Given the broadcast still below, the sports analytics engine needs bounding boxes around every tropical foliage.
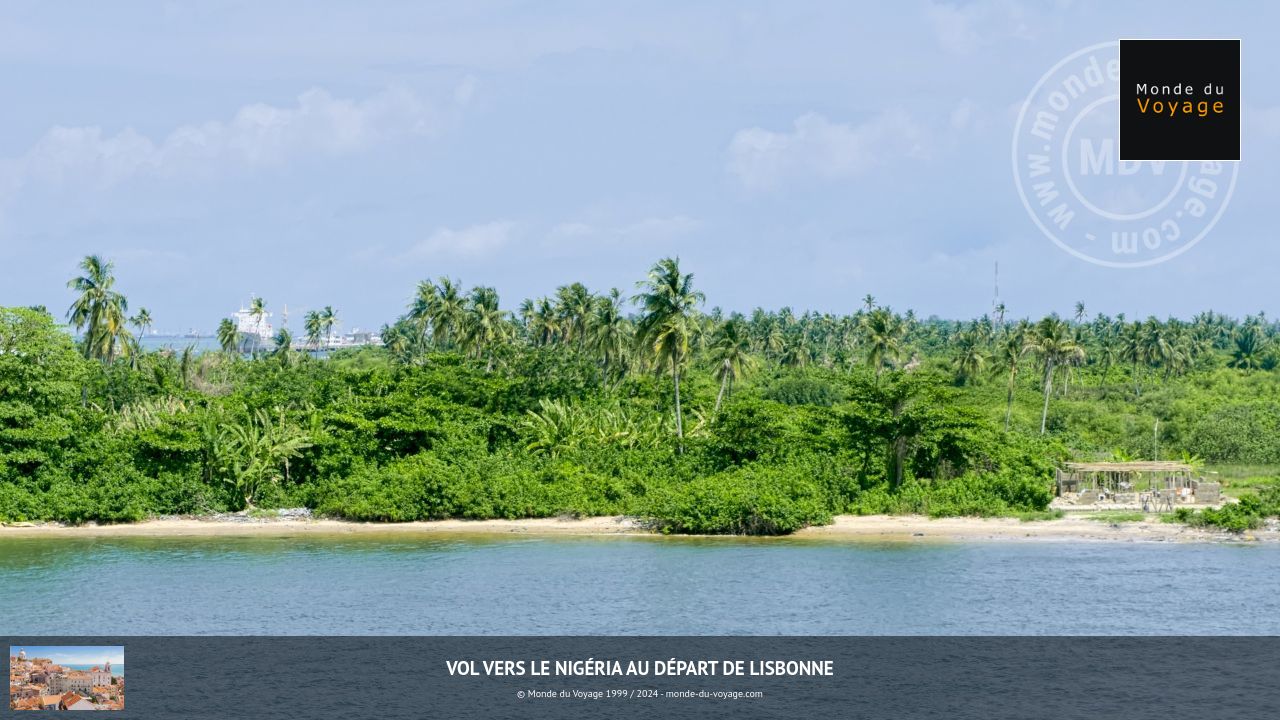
[4,254,1280,533]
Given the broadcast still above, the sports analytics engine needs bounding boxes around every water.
[60,664,125,676]
[136,336,340,357]
[2,535,1278,635]
[137,336,221,353]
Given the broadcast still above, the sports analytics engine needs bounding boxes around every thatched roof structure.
[1063,461,1192,473]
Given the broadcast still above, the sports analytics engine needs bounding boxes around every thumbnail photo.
[9,647,123,711]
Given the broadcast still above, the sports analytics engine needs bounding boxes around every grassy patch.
[1203,465,1280,498]
[1084,511,1148,523]
[1011,510,1064,522]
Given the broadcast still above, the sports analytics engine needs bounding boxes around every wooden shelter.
[1055,461,1213,508]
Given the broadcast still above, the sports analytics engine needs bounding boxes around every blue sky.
[0,1,1276,333]
[10,646,124,665]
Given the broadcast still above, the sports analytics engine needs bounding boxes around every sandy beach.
[1,513,1274,543]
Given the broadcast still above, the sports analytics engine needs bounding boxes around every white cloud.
[727,111,926,191]
[4,86,442,194]
[405,221,516,260]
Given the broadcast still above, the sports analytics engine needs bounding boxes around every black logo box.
[1119,39,1240,161]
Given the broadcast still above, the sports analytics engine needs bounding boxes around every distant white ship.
[230,299,380,350]
[233,303,274,346]
[299,329,382,351]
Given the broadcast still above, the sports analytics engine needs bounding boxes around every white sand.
[1,513,1273,542]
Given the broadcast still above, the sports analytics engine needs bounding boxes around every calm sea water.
[1,535,1277,635]
[137,336,221,353]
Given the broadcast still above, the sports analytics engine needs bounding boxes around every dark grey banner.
[5,637,1278,719]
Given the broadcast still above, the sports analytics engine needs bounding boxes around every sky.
[0,1,1277,334]
[10,646,124,666]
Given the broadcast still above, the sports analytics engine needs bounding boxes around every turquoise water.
[1,535,1278,635]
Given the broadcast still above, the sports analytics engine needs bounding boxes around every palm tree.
[588,289,629,379]
[381,323,411,358]
[179,345,194,389]
[408,279,437,346]
[462,286,511,370]
[709,318,756,413]
[779,338,810,368]
[859,307,906,382]
[1025,316,1084,434]
[130,307,153,337]
[952,329,988,385]
[303,310,324,351]
[997,322,1028,430]
[1094,321,1120,388]
[271,328,296,366]
[320,306,338,348]
[1228,324,1270,370]
[217,318,240,354]
[633,257,704,447]
[221,408,312,509]
[1140,317,1173,380]
[431,278,466,348]
[555,282,595,346]
[1119,321,1149,395]
[1073,301,1087,324]
[248,297,267,353]
[67,255,133,362]
[525,297,559,346]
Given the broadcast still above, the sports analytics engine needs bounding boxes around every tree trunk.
[1004,366,1016,431]
[672,355,684,451]
[891,436,907,488]
[713,361,730,414]
[1039,359,1055,434]
[889,398,907,488]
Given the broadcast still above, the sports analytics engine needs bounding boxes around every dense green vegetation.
[1171,488,1280,533]
[2,255,1280,533]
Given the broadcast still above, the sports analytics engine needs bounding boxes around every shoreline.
[0,514,1274,543]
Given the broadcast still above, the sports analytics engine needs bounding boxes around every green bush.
[314,454,462,521]
[762,376,847,407]
[313,452,631,522]
[644,464,832,535]
[848,471,1053,518]
[1176,492,1279,533]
